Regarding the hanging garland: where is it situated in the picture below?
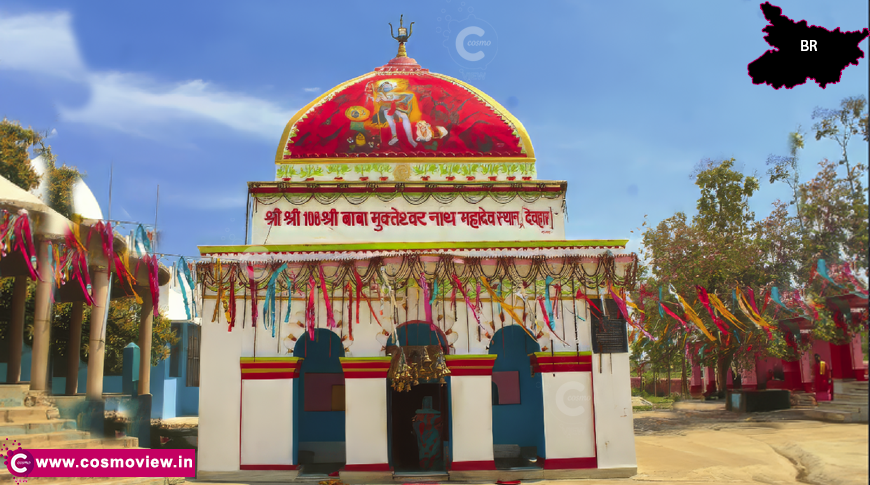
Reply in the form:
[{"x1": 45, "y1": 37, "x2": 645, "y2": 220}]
[
  {"x1": 0, "y1": 209, "x2": 39, "y2": 280},
  {"x1": 251, "y1": 184, "x2": 565, "y2": 208}
]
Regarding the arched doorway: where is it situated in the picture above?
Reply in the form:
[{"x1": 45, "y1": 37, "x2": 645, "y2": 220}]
[
  {"x1": 489, "y1": 326, "x2": 545, "y2": 468},
  {"x1": 386, "y1": 321, "x2": 450, "y2": 474},
  {"x1": 293, "y1": 329, "x2": 346, "y2": 476}
]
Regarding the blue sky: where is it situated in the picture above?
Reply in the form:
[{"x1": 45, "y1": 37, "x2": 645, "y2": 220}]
[{"x1": 1, "y1": 1, "x2": 867, "y2": 261}]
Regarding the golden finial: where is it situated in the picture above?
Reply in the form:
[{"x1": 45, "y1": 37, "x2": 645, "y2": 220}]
[{"x1": 389, "y1": 14, "x2": 414, "y2": 58}]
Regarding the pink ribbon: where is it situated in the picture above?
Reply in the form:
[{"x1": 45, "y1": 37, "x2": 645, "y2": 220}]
[
  {"x1": 247, "y1": 265, "x2": 259, "y2": 326},
  {"x1": 318, "y1": 266, "x2": 337, "y2": 329},
  {"x1": 307, "y1": 274, "x2": 316, "y2": 339},
  {"x1": 420, "y1": 273, "x2": 433, "y2": 327}
]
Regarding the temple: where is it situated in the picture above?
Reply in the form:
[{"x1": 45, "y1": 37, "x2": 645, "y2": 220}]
[{"x1": 196, "y1": 24, "x2": 639, "y2": 482}]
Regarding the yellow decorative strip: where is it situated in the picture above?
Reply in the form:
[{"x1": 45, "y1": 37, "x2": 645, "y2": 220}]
[
  {"x1": 532, "y1": 351, "x2": 592, "y2": 358},
  {"x1": 340, "y1": 357, "x2": 392, "y2": 363},
  {"x1": 240, "y1": 357, "x2": 302, "y2": 363}
]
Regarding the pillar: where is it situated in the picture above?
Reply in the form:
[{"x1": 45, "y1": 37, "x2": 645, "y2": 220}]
[
  {"x1": 339, "y1": 357, "x2": 392, "y2": 483},
  {"x1": 530, "y1": 352, "x2": 600, "y2": 478},
  {"x1": 64, "y1": 301, "x2": 84, "y2": 395},
  {"x1": 30, "y1": 240, "x2": 54, "y2": 391},
  {"x1": 689, "y1": 361, "x2": 702, "y2": 398},
  {"x1": 238, "y1": 357, "x2": 300, "y2": 472},
  {"x1": 137, "y1": 291, "x2": 154, "y2": 395},
  {"x1": 6, "y1": 275, "x2": 28, "y2": 384},
  {"x1": 444, "y1": 355, "x2": 497, "y2": 479},
  {"x1": 86, "y1": 266, "x2": 111, "y2": 400}
]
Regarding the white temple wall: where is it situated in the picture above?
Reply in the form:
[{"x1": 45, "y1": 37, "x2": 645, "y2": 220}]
[
  {"x1": 198, "y1": 297, "x2": 243, "y2": 473},
  {"x1": 241, "y1": 379, "x2": 294, "y2": 466},
  {"x1": 591, "y1": 352, "x2": 637, "y2": 469},
  {"x1": 541, "y1": 372, "x2": 596, "y2": 460},
  {"x1": 344, "y1": 378, "x2": 389, "y2": 466},
  {"x1": 450, "y1": 375, "x2": 495, "y2": 464}
]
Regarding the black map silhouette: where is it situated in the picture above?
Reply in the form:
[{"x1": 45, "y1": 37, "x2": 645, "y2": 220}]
[{"x1": 748, "y1": 2, "x2": 869, "y2": 89}]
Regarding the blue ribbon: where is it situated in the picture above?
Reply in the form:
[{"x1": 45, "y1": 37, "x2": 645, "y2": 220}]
[
  {"x1": 176, "y1": 257, "x2": 197, "y2": 320},
  {"x1": 544, "y1": 276, "x2": 556, "y2": 330},
  {"x1": 262, "y1": 263, "x2": 287, "y2": 337},
  {"x1": 770, "y1": 287, "x2": 795, "y2": 313},
  {"x1": 817, "y1": 259, "x2": 843, "y2": 288},
  {"x1": 134, "y1": 225, "x2": 152, "y2": 255}
]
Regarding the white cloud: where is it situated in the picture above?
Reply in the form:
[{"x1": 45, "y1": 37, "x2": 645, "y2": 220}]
[
  {"x1": 0, "y1": 10, "x2": 296, "y2": 141},
  {"x1": 60, "y1": 72, "x2": 295, "y2": 139},
  {"x1": 0, "y1": 11, "x2": 85, "y2": 80},
  {"x1": 303, "y1": 87, "x2": 321, "y2": 93}
]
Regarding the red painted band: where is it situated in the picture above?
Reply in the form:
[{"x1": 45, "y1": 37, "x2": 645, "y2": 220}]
[
  {"x1": 445, "y1": 359, "x2": 497, "y2": 367},
  {"x1": 534, "y1": 364, "x2": 592, "y2": 373},
  {"x1": 343, "y1": 372, "x2": 390, "y2": 379},
  {"x1": 342, "y1": 463, "x2": 391, "y2": 472},
  {"x1": 239, "y1": 464, "x2": 298, "y2": 470},
  {"x1": 534, "y1": 355, "x2": 592, "y2": 364},
  {"x1": 241, "y1": 362, "x2": 299, "y2": 369},
  {"x1": 340, "y1": 362, "x2": 392, "y2": 369},
  {"x1": 448, "y1": 369, "x2": 496, "y2": 376},
  {"x1": 542, "y1": 456, "x2": 597, "y2": 470},
  {"x1": 450, "y1": 460, "x2": 497, "y2": 471},
  {"x1": 241, "y1": 372, "x2": 298, "y2": 380}
]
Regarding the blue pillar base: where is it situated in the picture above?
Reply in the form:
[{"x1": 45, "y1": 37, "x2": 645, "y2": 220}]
[
  {"x1": 80, "y1": 399, "x2": 106, "y2": 437},
  {"x1": 130, "y1": 393, "x2": 152, "y2": 448}
]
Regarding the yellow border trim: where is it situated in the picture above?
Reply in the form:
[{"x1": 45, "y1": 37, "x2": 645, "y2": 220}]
[
  {"x1": 241, "y1": 368, "x2": 298, "y2": 374},
  {"x1": 340, "y1": 357, "x2": 392, "y2": 363},
  {"x1": 200, "y1": 239, "x2": 629, "y2": 255},
  {"x1": 240, "y1": 357, "x2": 303, "y2": 363},
  {"x1": 531, "y1": 351, "x2": 592, "y2": 358}
]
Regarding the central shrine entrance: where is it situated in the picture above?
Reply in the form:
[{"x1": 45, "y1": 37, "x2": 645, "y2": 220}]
[{"x1": 387, "y1": 322, "x2": 451, "y2": 474}]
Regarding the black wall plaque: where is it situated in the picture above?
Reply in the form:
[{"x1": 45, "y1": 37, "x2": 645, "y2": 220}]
[{"x1": 591, "y1": 318, "x2": 629, "y2": 354}]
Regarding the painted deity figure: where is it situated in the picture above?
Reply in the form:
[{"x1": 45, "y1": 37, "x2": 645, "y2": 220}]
[{"x1": 370, "y1": 81, "x2": 418, "y2": 148}]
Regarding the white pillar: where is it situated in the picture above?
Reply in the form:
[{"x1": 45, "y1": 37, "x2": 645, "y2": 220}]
[
  {"x1": 240, "y1": 357, "x2": 300, "y2": 471},
  {"x1": 340, "y1": 357, "x2": 392, "y2": 482},
  {"x1": 197, "y1": 298, "x2": 244, "y2": 475},
  {"x1": 64, "y1": 301, "x2": 85, "y2": 395},
  {"x1": 85, "y1": 266, "x2": 110, "y2": 400},
  {"x1": 30, "y1": 240, "x2": 54, "y2": 391},
  {"x1": 6, "y1": 275, "x2": 28, "y2": 384},
  {"x1": 137, "y1": 291, "x2": 154, "y2": 395},
  {"x1": 531, "y1": 352, "x2": 597, "y2": 478},
  {"x1": 444, "y1": 355, "x2": 496, "y2": 479},
  {"x1": 590, "y1": 351, "x2": 637, "y2": 474}
]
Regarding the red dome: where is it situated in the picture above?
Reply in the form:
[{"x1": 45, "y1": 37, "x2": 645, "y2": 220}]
[{"x1": 275, "y1": 56, "x2": 534, "y2": 163}]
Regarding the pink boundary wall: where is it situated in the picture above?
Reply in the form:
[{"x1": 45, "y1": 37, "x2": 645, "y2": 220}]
[{"x1": 662, "y1": 333, "x2": 866, "y2": 400}]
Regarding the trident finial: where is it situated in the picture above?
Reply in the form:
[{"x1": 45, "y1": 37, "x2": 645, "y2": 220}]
[{"x1": 389, "y1": 14, "x2": 414, "y2": 57}]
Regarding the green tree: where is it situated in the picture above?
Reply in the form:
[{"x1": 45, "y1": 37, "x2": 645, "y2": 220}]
[
  {"x1": 0, "y1": 118, "x2": 45, "y2": 191},
  {"x1": 765, "y1": 128, "x2": 806, "y2": 230},
  {"x1": 812, "y1": 95, "x2": 868, "y2": 199},
  {"x1": 638, "y1": 159, "x2": 772, "y2": 398}
]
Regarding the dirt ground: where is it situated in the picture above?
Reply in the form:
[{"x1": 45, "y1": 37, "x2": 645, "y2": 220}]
[
  {"x1": 629, "y1": 409, "x2": 869, "y2": 484},
  {"x1": 189, "y1": 408, "x2": 868, "y2": 485}
]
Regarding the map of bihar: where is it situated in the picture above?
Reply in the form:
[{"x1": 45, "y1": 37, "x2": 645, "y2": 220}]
[{"x1": 748, "y1": 2, "x2": 869, "y2": 89}]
